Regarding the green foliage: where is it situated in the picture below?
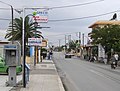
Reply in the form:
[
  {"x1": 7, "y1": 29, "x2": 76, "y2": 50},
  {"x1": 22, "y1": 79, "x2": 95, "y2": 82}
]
[
  {"x1": 90, "y1": 25, "x2": 120, "y2": 53},
  {"x1": 41, "y1": 48, "x2": 47, "y2": 52},
  {"x1": 5, "y1": 16, "x2": 44, "y2": 45},
  {"x1": 69, "y1": 40, "x2": 79, "y2": 50},
  {"x1": 54, "y1": 46, "x2": 63, "y2": 52},
  {"x1": 69, "y1": 41, "x2": 76, "y2": 49},
  {"x1": 92, "y1": 46, "x2": 98, "y2": 55}
]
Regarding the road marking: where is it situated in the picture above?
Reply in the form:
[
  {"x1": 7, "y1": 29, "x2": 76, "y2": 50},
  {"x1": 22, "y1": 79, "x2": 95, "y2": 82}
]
[{"x1": 89, "y1": 69, "x2": 105, "y2": 77}]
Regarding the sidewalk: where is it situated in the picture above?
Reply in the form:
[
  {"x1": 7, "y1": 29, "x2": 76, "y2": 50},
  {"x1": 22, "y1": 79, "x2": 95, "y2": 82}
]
[{"x1": 19, "y1": 59, "x2": 65, "y2": 91}]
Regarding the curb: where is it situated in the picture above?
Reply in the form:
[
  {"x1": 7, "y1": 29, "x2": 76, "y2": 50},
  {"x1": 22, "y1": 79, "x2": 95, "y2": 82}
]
[{"x1": 52, "y1": 60, "x2": 65, "y2": 91}]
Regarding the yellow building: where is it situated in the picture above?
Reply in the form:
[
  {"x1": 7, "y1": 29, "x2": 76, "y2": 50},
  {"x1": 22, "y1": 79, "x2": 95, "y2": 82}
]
[{"x1": 89, "y1": 20, "x2": 120, "y2": 29}]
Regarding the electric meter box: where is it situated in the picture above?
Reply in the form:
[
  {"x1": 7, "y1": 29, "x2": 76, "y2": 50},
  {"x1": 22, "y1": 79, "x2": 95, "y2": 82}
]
[{"x1": 4, "y1": 44, "x2": 20, "y2": 66}]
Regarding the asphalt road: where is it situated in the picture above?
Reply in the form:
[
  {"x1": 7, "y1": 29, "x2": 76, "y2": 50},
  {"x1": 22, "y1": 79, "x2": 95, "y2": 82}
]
[{"x1": 53, "y1": 52, "x2": 120, "y2": 91}]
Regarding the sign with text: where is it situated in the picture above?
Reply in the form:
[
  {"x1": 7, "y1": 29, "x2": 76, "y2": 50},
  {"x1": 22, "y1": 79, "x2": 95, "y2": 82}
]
[
  {"x1": 33, "y1": 10, "x2": 48, "y2": 23},
  {"x1": 41, "y1": 39, "x2": 48, "y2": 47},
  {"x1": 28, "y1": 38, "x2": 42, "y2": 46}
]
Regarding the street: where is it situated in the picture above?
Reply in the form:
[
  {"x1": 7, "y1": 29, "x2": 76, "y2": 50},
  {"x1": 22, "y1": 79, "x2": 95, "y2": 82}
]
[{"x1": 53, "y1": 52, "x2": 120, "y2": 91}]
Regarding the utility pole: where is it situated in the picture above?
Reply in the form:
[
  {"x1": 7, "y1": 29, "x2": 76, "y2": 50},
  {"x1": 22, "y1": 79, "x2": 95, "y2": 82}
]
[
  {"x1": 68, "y1": 35, "x2": 71, "y2": 43},
  {"x1": 22, "y1": 7, "x2": 26, "y2": 88},
  {"x1": 68, "y1": 35, "x2": 71, "y2": 49},
  {"x1": 59, "y1": 39, "x2": 61, "y2": 47},
  {"x1": 78, "y1": 32, "x2": 81, "y2": 45},
  {"x1": 65, "y1": 35, "x2": 66, "y2": 46},
  {"x1": 82, "y1": 33, "x2": 84, "y2": 46}
]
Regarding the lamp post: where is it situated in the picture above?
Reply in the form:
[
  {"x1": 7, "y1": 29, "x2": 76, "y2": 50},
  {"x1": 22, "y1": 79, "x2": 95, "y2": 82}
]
[
  {"x1": 22, "y1": 7, "x2": 48, "y2": 88},
  {"x1": 22, "y1": 8, "x2": 26, "y2": 88},
  {"x1": 0, "y1": 1, "x2": 14, "y2": 42}
]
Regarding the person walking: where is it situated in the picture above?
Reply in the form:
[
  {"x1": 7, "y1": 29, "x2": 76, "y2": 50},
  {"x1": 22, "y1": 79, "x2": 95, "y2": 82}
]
[{"x1": 114, "y1": 53, "x2": 119, "y2": 67}]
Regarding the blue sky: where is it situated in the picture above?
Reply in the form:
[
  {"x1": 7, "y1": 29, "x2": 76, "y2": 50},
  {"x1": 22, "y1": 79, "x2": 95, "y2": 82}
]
[{"x1": 0, "y1": 0, "x2": 120, "y2": 46}]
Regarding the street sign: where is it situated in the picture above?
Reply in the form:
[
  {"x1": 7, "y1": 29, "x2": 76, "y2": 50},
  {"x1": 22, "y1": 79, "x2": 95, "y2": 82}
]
[
  {"x1": 28, "y1": 38, "x2": 42, "y2": 46},
  {"x1": 32, "y1": 10, "x2": 48, "y2": 23},
  {"x1": 41, "y1": 39, "x2": 48, "y2": 47}
]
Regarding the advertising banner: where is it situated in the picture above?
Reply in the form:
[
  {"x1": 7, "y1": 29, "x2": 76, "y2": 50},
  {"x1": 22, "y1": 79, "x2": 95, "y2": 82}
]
[
  {"x1": 28, "y1": 38, "x2": 42, "y2": 46},
  {"x1": 33, "y1": 10, "x2": 48, "y2": 23}
]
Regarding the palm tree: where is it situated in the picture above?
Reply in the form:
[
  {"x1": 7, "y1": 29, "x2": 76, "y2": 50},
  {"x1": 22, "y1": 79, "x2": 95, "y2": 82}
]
[{"x1": 5, "y1": 16, "x2": 44, "y2": 45}]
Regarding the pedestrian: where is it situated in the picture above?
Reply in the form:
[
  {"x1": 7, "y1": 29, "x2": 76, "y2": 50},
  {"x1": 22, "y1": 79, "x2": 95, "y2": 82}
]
[
  {"x1": 49, "y1": 50, "x2": 53, "y2": 60},
  {"x1": 47, "y1": 51, "x2": 50, "y2": 60},
  {"x1": 114, "y1": 53, "x2": 119, "y2": 67}
]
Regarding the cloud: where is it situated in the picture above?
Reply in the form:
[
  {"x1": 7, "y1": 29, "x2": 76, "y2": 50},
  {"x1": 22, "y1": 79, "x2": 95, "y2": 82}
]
[{"x1": 1, "y1": 0, "x2": 120, "y2": 46}]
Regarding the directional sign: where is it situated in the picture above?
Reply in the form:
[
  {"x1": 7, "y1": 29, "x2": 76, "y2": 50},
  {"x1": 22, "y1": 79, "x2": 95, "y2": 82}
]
[{"x1": 28, "y1": 38, "x2": 42, "y2": 46}]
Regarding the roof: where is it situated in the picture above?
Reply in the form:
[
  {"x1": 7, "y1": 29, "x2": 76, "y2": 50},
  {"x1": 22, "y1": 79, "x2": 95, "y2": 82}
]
[
  {"x1": 0, "y1": 41, "x2": 9, "y2": 44},
  {"x1": 89, "y1": 20, "x2": 120, "y2": 28}
]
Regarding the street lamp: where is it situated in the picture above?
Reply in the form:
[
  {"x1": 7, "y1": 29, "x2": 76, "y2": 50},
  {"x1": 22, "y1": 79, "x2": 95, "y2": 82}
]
[
  {"x1": 0, "y1": 1, "x2": 14, "y2": 42},
  {"x1": 22, "y1": 13, "x2": 39, "y2": 87},
  {"x1": 22, "y1": 7, "x2": 49, "y2": 88}
]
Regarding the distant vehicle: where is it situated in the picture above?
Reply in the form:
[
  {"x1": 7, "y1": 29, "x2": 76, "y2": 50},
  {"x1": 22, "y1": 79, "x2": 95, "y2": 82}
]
[
  {"x1": 65, "y1": 53, "x2": 74, "y2": 58},
  {"x1": 0, "y1": 56, "x2": 22, "y2": 74}
]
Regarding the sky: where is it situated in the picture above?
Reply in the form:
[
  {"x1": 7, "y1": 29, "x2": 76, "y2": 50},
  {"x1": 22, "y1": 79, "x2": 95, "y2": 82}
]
[{"x1": 0, "y1": 0, "x2": 120, "y2": 46}]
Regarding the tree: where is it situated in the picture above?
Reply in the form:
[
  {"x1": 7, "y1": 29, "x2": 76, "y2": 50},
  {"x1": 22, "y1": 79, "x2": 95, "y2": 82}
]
[
  {"x1": 5, "y1": 16, "x2": 44, "y2": 44},
  {"x1": 69, "y1": 40, "x2": 77, "y2": 50},
  {"x1": 90, "y1": 25, "x2": 120, "y2": 55}
]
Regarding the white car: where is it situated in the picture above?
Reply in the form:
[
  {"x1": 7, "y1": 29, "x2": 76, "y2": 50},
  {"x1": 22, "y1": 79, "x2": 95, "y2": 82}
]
[{"x1": 65, "y1": 53, "x2": 74, "y2": 58}]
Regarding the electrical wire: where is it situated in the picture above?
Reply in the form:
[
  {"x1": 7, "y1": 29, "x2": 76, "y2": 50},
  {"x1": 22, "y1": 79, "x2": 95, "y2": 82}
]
[
  {"x1": 0, "y1": 0, "x2": 105, "y2": 22},
  {"x1": 0, "y1": 18, "x2": 10, "y2": 20},
  {"x1": 1, "y1": 9, "x2": 120, "y2": 21},
  {"x1": 49, "y1": 10, "x2": 120, "y2": 22},
  {"x1": 45, "y1": 32, "x2": 78, "y2": 37},
  {"x1": 0, "y1": 0, "x2": 117, "y2": 22},
  {"x1": 49, "y1": 0, "x2": 104, "y2": 9},
  {"x1": 0, "y1": 8, "x2": 10, "y2": 10}
]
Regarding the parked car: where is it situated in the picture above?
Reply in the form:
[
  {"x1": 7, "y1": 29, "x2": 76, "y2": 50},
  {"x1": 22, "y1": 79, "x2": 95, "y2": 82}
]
[
  {"x1": 65, "y1": 54, "x2": 71, "y2": 58},
  {"x1": 0, "y1": 56, "x2": 22, "y2": 74}
]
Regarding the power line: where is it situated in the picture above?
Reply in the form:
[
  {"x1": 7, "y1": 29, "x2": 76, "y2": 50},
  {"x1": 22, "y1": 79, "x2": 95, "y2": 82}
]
[
  {"x1": 1, "y1": 9, "x2": 120, "y2": 22},
  {"x1": 49, "y1": 37, "x2": 65, "y2": 44},
  {"x1": 0, "y1": 0, "x2": 103, "y2": 11},
  {"x1": 45, "y1": 32, "x2": 78, "y2": 37},
  {"x1": 49, "y1": 0, "x2": 104, "y2": 9},
  {"x1": 0, "y1": 18, "x2": 10, "y2": 20},
  {"x1": 0, "y1": 8, "x2": 10, "y2": 10},
  {"x1": 49, "y1": 10, "x2": 120, "y2": 22}
]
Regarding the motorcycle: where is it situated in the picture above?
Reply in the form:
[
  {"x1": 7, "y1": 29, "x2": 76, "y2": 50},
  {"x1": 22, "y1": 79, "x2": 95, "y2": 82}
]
[
  {"x1": 89, "y1": 56, "x2": 96, "y2": 62},
  {"x1": 111, "y1": 61, "x2": 116, "y2": 69}
]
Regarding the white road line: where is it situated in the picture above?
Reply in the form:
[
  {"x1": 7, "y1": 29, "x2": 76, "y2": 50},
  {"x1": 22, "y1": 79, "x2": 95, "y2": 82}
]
[{"x1": 89, "y1": 69, "x2": 105, "y2": 77}]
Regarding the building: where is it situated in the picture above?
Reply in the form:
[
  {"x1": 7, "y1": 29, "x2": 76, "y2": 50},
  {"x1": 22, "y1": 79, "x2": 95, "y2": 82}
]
[
  {"x1": 89, "y1": 20, "x2": 120, "y2": 29},
  {"x1": 87, "y1": 20, "x2": 120, "y2": 63}
]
